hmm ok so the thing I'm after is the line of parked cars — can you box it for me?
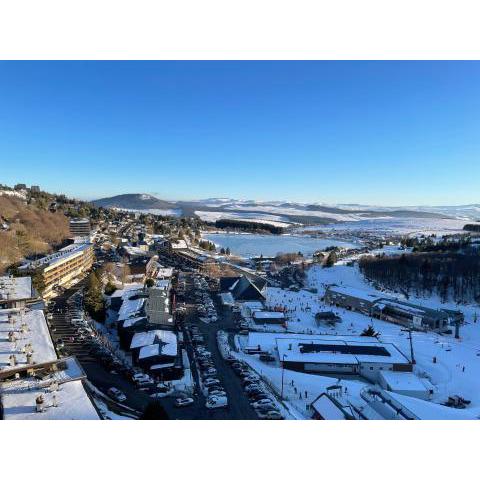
[193,276,218,323]
[228,359,283,419]
[188,324,228,409]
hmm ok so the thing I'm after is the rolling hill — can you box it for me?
[92,193,177,211]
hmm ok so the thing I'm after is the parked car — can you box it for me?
[249,393,271,401]
[206,395,228,409]
[254,404,280,415]
[132,373,152,383]
[174,397,194,407]
[208,389,227,398]
[257,410,284,420]
[107,387,127,402]
[203,378,221,387]
[242,378,259,387]
[244,383,262,393]
[251,399,275,409]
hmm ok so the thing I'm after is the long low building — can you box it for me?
[277,336,412,382]
[252,310,286,325]
[324,285,462,331]
[245,332,412,382]
[19,242,94,299]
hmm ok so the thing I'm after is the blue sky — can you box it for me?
[0,61,479,206]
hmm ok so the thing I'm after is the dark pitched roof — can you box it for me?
[220,276,239,292]
[230,276,266,301]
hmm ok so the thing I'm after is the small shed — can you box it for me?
[378,371,432,400]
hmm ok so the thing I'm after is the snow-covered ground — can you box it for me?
[234,258,480,419]
[195,210,293,227]
[302,217,469,236]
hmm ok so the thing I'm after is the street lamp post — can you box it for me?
[281,354,287,399]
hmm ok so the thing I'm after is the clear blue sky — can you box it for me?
[0,61,479,206]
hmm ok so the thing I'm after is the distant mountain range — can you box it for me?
[92,193,480,226]
[92,193,177,211]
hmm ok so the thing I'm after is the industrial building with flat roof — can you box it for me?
[276,335,411,382]
[245,332,411,382]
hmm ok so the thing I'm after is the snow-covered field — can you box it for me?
[130,208,182,217]
[235,258,480,419]
[195,210,293,227]
[223,203,372,222]
[301,217,469,236]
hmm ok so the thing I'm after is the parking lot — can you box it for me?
[44,252,285,419]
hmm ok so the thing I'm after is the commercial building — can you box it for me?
[276,335,411,382]
[19,243,94,299]
[252,310,286,325]
[129,329,181,379]
[324,285,461,331]
[145,279,174,328]
[371,299,451,330]
[69,217,91,237]
[323,285,382,315]
[241,331,412,383]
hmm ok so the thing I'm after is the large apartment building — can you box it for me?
[69,217,92,237]
[19,243,94,298]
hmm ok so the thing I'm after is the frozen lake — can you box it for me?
[204,233,359,258]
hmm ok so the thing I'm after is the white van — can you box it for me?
[206,395,228,409]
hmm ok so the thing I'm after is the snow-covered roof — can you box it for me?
[19,242,92,271]
[171,239,188,249]
[123,245,150,257]
[311,394,354,420]
[219,292,235,306]
[0,276,33,302]
[379,371,430,392]
[1,375,99,420]
[139,343,160,359]
[122,316,147,328]
[130,331,158,349]
[0,307,99,419]
[131,329,177,357]
[116,285,146,322]
[111,284,143,298]
[153,279,170,290]
[0,309,56,370]
[150,362,175,370]
[155,268,174,278]
[253,311,285,320]
[242,301,265,309]
[326,284,382,303]
[275,335,409,365]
